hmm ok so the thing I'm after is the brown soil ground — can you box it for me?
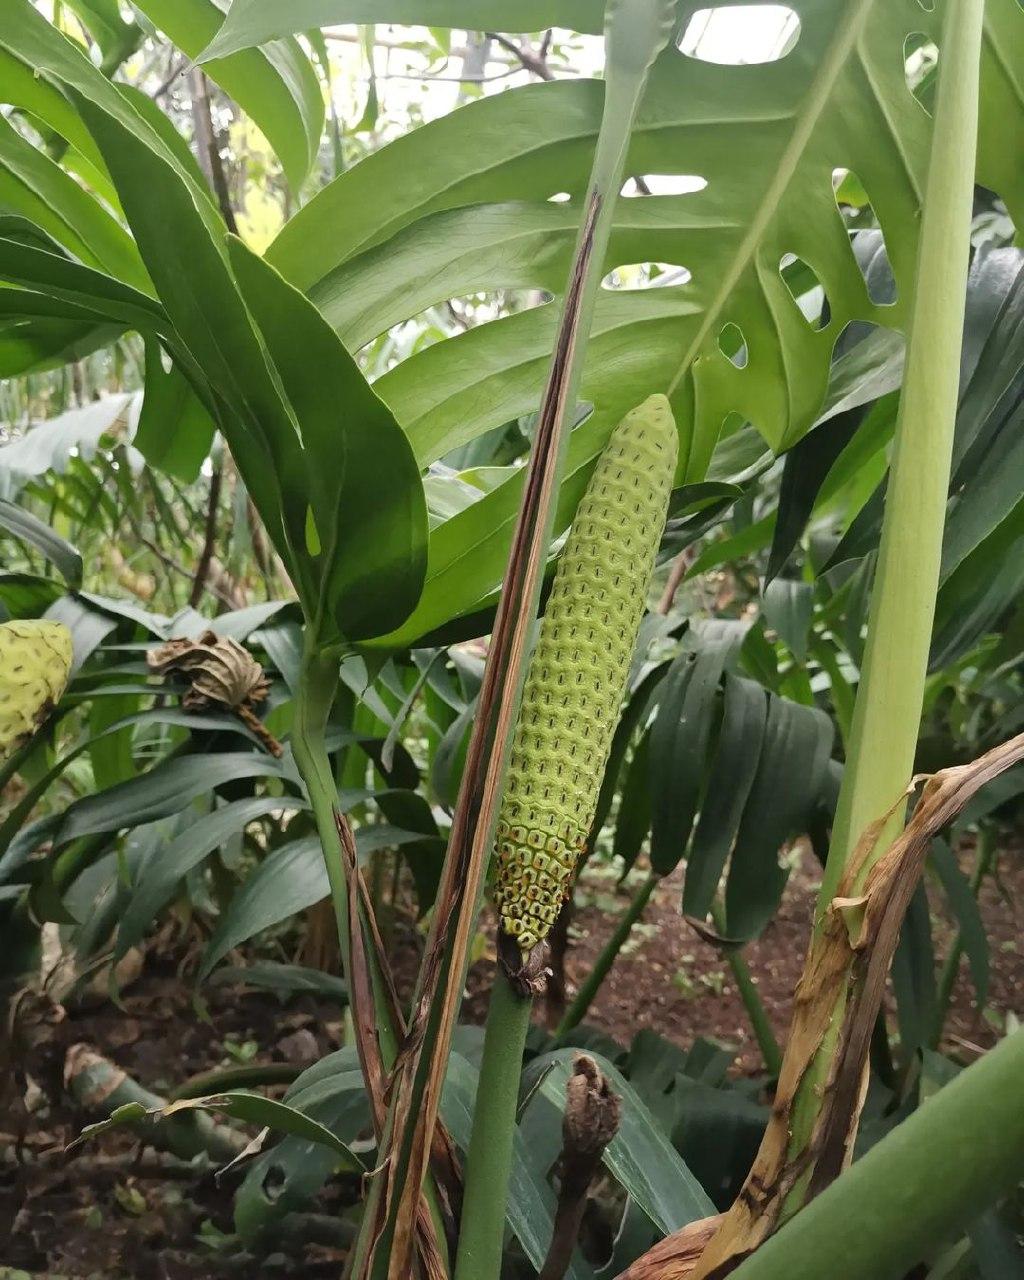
[3,839,1021,1278]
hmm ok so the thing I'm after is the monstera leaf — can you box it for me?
[254,0,1023,643]
[2,0,1023,646]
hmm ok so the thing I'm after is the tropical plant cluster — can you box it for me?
[1,2,1023,1279]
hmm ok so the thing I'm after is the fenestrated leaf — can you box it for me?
[132,0,324,192]
[683,673,768,922]
[0,498,82,587]
[649,620,748,876]
[264,0,974,468]
[724,694,834,940]
[199,1,607,62]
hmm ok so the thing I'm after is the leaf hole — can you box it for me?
[832,170,896,307]
[904,33,938,112]
[620,175,708,197]
[778,254,830,330]
[678,6,800,64]
[602,262,690,290]
[718,323,748,369]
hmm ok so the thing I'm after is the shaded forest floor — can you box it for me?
[3,841,1021,1278]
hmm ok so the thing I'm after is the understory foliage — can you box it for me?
[1,2,1024,1278]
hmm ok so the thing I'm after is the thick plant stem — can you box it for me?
[452,970,534,1280]
[711,904,782,1076]
[555,871,658,1039]
[931,825,995,1047]
[817,0,984,915]
[784,0,984,1184]
[289,638,402,1067]
[290,641,352,965]
[728,1028,1024,1280]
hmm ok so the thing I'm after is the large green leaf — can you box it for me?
[682,673,767,920]
[200,1,608,61]
[252,0,1022,646]
[0,114,145,287]
[62,0,142,71]
[226,240,427,640]
[197,818,422,978]
[234,1049,369,1242]
[132,0,324,192]
[26,21,427,639]
[723,685,834,939]
[268,0,954,456]
[53,750,291,847]
[440,1053,593,1280]
[72,1090,363,1168]
[0,1,220,228]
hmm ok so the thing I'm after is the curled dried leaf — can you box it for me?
[148,630,281,755]
[148,630,268,710]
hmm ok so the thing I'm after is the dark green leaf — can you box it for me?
[226,239,427,641]
[115,796,309,959]
[649,621,747,876]
[683,674,768,921]
[930,838,989,1009]
[55,751,291,848]
[724,695,834,940]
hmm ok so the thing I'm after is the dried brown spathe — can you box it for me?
[147,630,281,756]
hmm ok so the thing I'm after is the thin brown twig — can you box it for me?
[657,548,693,615]
[190,459,222,608]
[188,67,238,233]
[133,529,237,609]
[487,30,556,80]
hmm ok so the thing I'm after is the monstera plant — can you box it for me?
[2,1,1024,1278]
